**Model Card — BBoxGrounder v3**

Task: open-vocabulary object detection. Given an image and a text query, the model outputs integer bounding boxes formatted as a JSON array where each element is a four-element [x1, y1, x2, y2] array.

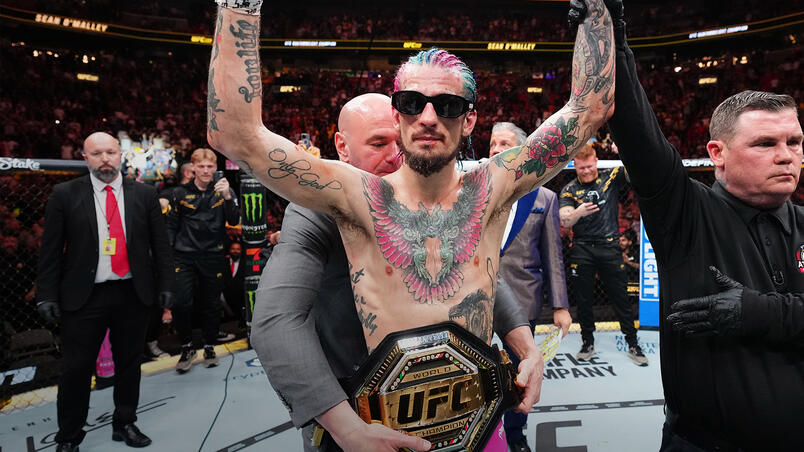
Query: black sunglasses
[[391, 90, 475, 118]]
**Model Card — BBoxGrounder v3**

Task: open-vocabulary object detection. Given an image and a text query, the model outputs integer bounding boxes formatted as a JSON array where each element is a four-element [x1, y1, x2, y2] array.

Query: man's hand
[[320, 401, 431, 452], [336, 423, 432, 452], [159, 291, 175, 309], [297, 141, 321, 159], [576, 202, 600, 218], [214, 178, 232, 200], [268, 230, 281, 245], [37, 300, 61, 324], [602, 0, 626, 47], [553, 308, 572, 337], [567, 0, 588, 33], [513, 350, 544, 414], [667, 266, 744, 336]]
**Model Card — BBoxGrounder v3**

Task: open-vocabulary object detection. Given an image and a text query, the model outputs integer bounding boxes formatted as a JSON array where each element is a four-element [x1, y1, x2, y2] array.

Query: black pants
[[661, 408, 744, 452], [569, 241, 637, 346], [56, 279, 149, 444], [172, 252, 224, 346]]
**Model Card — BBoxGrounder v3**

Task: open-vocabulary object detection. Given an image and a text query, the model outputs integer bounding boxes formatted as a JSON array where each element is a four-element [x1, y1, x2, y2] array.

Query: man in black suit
[[36, 132, 174, 451], [222, 241, 245, 322]]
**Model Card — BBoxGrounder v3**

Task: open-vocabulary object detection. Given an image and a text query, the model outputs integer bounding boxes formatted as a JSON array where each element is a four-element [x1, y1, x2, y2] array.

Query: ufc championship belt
[[343, 322, 521, 451]]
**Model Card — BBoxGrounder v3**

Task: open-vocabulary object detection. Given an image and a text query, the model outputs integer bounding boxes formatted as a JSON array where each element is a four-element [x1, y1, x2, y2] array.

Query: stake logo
[[242, 192, 263, 223]]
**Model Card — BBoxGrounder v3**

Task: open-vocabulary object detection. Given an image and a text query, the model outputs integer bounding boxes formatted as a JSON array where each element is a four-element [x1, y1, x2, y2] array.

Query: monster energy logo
[[242, 193, 263, 223], [246, 290, 256, 312]]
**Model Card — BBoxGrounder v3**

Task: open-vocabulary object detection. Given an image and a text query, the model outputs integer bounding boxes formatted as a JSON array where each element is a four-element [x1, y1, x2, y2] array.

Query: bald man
[[37, 132, 174, 451], [252, 94, 532, 451]]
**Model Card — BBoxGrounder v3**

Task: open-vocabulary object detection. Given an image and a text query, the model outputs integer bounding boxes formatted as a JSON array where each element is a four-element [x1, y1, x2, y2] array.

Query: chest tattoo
[[363, 167, 491, 304]]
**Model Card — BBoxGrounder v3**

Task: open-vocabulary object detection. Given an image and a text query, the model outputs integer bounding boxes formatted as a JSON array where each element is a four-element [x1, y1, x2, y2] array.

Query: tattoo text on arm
[[266, 149, 344, 191], [229, 19, 261, 103]]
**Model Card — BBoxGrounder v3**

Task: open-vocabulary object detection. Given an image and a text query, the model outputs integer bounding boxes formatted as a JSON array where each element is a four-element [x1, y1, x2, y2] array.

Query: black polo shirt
[[559, 167, 626, 241], [609, 44, 804, 450]]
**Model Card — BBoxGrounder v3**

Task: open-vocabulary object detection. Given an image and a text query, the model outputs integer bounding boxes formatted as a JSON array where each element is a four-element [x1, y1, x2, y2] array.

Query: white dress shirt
[[89, 173, 131, 282]]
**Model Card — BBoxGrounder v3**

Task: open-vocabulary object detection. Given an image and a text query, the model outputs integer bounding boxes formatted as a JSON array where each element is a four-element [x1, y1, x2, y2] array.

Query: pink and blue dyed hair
[[393, 48, 477, 103]]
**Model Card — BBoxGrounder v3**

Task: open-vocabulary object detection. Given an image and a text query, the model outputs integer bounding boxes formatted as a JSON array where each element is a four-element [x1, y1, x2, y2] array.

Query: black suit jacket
[[223, 256, 245, 306], [37, 175, 173, 311]]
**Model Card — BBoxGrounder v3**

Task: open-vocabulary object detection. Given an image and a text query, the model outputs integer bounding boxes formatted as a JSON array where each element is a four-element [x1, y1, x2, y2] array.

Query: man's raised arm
[[492, 0, 615, 201], [206, 3, 356, 215]]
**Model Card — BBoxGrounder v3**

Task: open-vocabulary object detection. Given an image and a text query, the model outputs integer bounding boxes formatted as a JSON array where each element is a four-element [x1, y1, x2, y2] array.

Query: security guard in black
[[560, 166, 625, 241], [167, 181, 239, 253], [560, 161, 640, 349], [167, 170, 239, 352]]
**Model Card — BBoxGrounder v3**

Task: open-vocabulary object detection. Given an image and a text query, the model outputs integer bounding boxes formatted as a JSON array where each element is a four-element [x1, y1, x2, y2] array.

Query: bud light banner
[[638, 218, 660, 328], [240, 175, 268, 245]]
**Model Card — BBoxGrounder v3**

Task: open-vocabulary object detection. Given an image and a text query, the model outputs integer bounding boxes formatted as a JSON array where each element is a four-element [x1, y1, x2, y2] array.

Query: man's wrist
[[215, 0, 262, 15], [315, 401, 365, 446]]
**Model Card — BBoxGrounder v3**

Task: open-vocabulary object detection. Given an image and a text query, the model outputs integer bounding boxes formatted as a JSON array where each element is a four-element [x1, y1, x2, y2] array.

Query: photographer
[[167, 148, 239, 373], [559, 145, 648, 366]]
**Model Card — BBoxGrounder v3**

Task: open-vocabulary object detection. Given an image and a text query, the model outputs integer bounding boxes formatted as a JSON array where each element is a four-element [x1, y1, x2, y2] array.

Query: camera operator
[[559, 144, 648, 366]]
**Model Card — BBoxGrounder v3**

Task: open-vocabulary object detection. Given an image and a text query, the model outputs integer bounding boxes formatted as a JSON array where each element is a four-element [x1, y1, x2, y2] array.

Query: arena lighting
[[76, 73, 99, 82], [527, 87, 543, 93], [699, 77, 718, 85], [674, 66, 682, 73], [82, 55, 88, 64], [34, 13, 109, 33], [283, 40, 337, 47], [32, 50, 39, 57], [191, 35, 213, 44], [54, 120, 60, 124], [487, 42, 538, 51], [688, 24, 749, 39]]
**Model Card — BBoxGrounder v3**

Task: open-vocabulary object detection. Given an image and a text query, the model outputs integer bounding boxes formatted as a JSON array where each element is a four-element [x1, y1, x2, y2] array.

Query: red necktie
[[105, 185, 129, 277]]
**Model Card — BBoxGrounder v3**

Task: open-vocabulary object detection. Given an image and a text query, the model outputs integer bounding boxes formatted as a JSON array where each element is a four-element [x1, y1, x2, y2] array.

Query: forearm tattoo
[[493, 0, 613, 183], [265, 149, 343, 191], [207, 69, 225, 132], [495, 116, 580, 181], [363, 167, 491, 304], [569, 0, 614, 109], [229, 20, 261, 103], [206, 13, 225, 133]]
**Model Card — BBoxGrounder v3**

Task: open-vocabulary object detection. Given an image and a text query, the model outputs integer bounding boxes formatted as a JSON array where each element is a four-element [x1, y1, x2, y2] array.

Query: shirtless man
[[207, 0, 613, 447]]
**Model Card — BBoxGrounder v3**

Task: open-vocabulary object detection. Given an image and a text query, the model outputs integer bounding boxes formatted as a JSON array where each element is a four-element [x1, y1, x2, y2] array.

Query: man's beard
[[91, 165, 121, 182], [401, 138, 463, 177]]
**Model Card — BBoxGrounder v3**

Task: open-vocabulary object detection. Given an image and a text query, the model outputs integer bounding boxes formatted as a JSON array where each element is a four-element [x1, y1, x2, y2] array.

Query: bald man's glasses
[[392, 91, 474, 118]]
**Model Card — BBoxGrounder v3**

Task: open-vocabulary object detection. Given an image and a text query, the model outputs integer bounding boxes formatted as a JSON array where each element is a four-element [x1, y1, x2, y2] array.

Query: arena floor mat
[[0, 329, 663, 452]]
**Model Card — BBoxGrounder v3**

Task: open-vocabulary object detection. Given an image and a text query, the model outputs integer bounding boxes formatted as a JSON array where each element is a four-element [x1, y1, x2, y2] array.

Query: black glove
[[602, 0, 627, 48], [37, 300, 61, 324], [567, 0, 588, 34], [159, 291, 175, 309], [667, 266, 744, 336]]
